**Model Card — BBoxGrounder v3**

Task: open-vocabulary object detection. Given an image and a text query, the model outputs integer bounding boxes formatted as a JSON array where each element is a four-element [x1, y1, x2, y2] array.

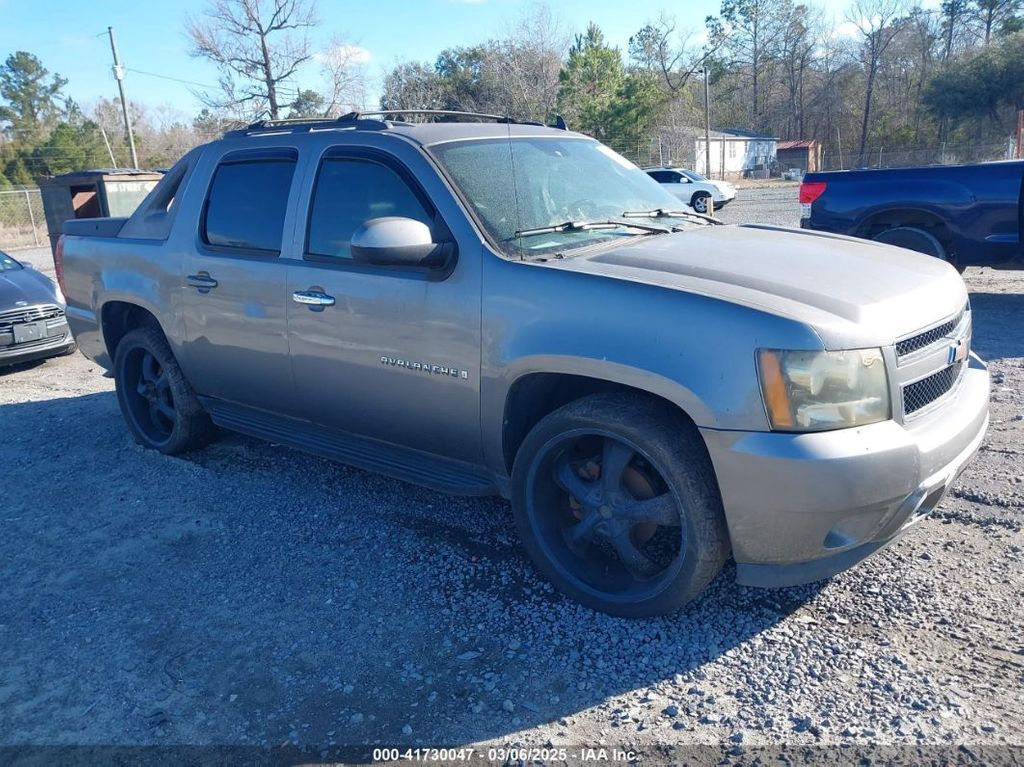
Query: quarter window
[[203, 155, 297, 253], [307, 158, 433, 261]]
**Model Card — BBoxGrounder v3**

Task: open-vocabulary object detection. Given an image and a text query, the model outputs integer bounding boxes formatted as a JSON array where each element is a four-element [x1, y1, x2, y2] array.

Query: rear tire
[[511, 393, 730, 617], [113, 325, 213, 454], [872, 226, 961, 271]]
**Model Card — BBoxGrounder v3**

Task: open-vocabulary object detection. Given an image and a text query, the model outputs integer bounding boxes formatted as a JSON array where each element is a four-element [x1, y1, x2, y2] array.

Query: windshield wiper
[[513, 219, 671, 238], [622, 208, 724, 226]]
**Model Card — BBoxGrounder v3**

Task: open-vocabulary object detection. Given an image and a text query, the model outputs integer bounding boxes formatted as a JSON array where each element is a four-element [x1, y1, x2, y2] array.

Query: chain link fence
[[0, 189, 46, 252], [602, 133, 1018, 175]]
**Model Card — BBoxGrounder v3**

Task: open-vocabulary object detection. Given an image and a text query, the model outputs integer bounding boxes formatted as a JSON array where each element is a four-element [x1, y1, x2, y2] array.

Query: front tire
[[113, 325, 213, 454], [511, 393, 730, 617], [690, 192, 712, 214]]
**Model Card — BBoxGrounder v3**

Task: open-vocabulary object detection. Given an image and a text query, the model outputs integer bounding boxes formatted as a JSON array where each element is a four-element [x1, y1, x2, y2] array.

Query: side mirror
[[351, 217, 447, 267]]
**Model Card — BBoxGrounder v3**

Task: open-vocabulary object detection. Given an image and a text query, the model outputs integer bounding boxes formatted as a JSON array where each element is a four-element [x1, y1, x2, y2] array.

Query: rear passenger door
[[179, 148, 299, 414], [284, 145, 482, 462]]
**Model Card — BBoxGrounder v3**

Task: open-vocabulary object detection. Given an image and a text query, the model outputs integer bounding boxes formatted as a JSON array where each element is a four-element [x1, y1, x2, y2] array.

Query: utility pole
[[107, 26, 139, 169], [703, 68, 712, 178]]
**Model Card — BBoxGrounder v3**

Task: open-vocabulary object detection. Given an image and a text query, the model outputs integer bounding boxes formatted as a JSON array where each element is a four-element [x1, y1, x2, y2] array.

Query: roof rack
[[225, 110, 568, 137]]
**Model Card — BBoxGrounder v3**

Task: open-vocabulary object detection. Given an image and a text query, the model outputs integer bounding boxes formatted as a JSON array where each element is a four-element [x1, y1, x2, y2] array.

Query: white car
[[644, 167, 737, 214]]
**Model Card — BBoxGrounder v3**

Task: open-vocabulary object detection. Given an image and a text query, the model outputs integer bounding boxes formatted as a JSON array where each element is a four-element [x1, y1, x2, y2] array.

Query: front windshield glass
[[683, 169, 707, 181], [430, 136, 694, 257], [0, 252, 23, 272]]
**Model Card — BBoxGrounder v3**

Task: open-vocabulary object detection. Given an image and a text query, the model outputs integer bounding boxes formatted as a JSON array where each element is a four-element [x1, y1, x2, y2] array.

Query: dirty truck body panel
[[60, 119, 989, 594]]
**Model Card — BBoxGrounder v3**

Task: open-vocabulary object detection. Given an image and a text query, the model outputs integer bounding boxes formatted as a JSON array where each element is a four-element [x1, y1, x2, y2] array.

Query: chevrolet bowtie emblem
[[948, 339, 968, 364]]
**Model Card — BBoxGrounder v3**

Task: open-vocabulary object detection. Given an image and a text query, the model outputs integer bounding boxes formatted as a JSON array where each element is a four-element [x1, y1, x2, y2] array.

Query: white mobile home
[[694, 129, 778, 179]]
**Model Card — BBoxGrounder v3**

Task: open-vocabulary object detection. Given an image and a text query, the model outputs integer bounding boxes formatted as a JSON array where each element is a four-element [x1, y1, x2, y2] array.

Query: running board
[[202, 399, 498, 496]]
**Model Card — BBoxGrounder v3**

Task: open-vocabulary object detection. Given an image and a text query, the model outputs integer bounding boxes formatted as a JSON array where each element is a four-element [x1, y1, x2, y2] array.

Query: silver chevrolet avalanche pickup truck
[[58, 111, 989, 617]]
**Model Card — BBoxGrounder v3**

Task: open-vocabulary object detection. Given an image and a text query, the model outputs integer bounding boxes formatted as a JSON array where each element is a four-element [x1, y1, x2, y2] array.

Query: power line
[[126, 68, 219, 90], [124, 67, 304, 103]]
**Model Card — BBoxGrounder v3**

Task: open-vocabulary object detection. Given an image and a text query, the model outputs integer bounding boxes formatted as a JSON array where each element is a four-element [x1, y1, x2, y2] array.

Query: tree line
[[382, 0, 1024, 168], [1, 0, 1022, 188]]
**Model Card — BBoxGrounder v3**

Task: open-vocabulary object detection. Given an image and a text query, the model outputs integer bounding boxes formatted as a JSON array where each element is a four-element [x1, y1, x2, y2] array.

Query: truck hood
[[551, 224, 968, 349]]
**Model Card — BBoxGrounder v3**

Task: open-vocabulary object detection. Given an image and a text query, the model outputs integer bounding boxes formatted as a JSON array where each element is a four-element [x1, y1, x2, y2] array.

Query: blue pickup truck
[[800, 160, 1023, 270]]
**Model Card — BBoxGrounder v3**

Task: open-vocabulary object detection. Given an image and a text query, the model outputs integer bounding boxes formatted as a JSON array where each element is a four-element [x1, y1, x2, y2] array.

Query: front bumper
[[0, 327, 75, 367], [700, 353, 989, 588]]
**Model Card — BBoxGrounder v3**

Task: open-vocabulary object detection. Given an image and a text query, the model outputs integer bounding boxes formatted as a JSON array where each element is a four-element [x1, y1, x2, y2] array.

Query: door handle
[[185, 273, 218, 290], [292, 290, 336, 307]]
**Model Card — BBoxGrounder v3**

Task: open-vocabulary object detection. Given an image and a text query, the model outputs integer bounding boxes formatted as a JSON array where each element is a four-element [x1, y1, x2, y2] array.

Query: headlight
[[757, 348, 890, 431]]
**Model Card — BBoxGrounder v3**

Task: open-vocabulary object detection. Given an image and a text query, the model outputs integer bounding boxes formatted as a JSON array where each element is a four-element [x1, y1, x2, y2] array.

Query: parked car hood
[[0, 266, 61, 311], [548, 224, 967, 350]]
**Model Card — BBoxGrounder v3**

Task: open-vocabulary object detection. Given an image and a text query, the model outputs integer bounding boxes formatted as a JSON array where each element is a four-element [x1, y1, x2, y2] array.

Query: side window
[[203, 155, 297, 253], [648, 171, 669, 184], [307, 158, 433, 261]]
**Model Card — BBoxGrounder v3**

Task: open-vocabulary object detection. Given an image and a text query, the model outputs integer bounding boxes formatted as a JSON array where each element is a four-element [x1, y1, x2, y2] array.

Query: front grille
[[896, 309, 964, 358], [0, 304, 64, 330], [903, 362, 963, 415]]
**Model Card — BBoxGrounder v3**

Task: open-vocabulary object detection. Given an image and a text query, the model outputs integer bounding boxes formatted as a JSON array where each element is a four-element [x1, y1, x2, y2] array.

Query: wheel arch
[[499, 366, 713, 477], [855, 207, 957, 257], [690, 189, 712, 206], [100, 300, 167, 362]]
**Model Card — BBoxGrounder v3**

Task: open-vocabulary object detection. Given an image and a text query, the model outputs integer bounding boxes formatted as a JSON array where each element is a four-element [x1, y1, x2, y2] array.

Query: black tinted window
[[204, 157, 296, 252], [648, 170, 676, 184], [307, 159, 432, 260]]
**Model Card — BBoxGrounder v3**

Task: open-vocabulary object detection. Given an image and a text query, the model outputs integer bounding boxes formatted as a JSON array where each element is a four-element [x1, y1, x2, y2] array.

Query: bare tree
[[779, 4, 824, 137], [380, 3, 567, 122], [493, 2, 568, 121], [806, 23, 858, 165], [381, 61, 447, 112], [185, 0, 318, 120], [717, 0, 794, 132], [318, 36, 367, 115], [629, 13, 730, 102], [848, 0, 908, 163]]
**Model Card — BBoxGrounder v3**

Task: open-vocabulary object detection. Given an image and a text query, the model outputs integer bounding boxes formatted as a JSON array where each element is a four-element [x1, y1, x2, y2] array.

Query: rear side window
[[307, 158, 433, 261], [203, 155, 297, 253]]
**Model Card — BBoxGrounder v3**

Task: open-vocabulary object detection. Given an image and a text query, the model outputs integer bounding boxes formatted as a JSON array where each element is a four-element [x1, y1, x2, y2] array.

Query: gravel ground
[[2, 192, 1022, 761]]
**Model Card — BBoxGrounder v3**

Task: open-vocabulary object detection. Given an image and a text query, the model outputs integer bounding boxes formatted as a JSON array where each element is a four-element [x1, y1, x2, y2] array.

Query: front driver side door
[[284, 145, 482, 463], [650, 170, 689, 202]]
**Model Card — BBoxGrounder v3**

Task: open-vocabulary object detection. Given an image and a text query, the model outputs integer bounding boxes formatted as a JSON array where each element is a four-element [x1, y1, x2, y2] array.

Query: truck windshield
[[429, 136, 697, 257]]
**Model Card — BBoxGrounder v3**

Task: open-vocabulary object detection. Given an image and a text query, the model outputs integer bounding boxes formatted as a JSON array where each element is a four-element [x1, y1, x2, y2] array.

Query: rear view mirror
[[351, 217, 448, 267]]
